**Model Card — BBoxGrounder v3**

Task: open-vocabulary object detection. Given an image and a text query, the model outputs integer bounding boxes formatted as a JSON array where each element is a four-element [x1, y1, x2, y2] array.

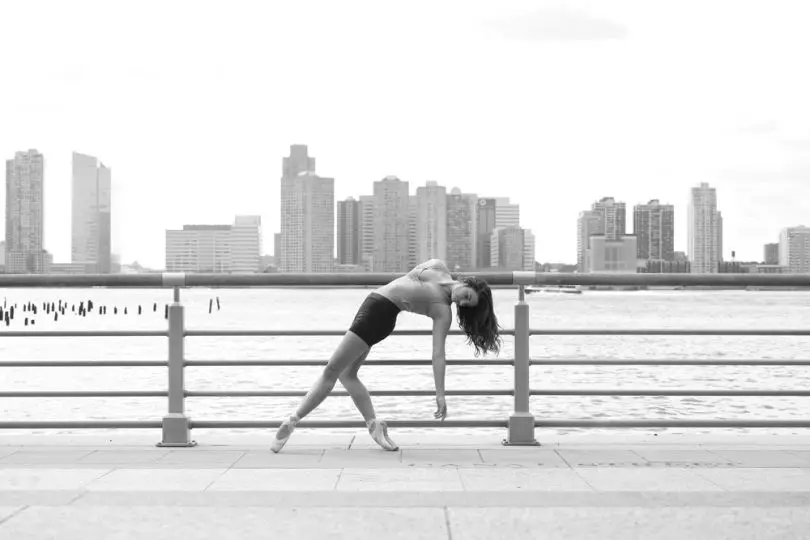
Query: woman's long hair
[[455, 276, 502, 357]]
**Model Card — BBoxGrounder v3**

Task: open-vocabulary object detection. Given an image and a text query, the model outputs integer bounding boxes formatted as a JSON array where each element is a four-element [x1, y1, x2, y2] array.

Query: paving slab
[[157, 449, 245, 466], [459, 468, 593, 491], [0, 450, 96, 465], [0, 469, 109, 491], [629, 448, 734, 467], [337, 468, 464, 491], [320, 449, 404, 468], [706, 450, 810, 468], [84, 469, 226, 491], [556, 449, 648, 467], [479, 448, 569, 467], [573, 468, 724, 492], [0, 506, 22, 522], [400, 449, 482, 467], [232, 449, 324, 468], [447, 507, 810, 540], [0, 506, 449, 540], [208, 468, 341, 491], [76, 449, 171, 464], [693, 468, 810, 492]]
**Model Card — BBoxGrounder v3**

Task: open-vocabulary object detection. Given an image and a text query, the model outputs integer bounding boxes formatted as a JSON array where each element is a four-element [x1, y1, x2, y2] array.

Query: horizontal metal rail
[[1, 271, 810, 288], [4, 389, 809, 398], [1, 419, 808, 430], [0, 331, 167, 338], [2, 359, 809, 367], [0, 361, 169, 367], [0, 421, 163, 429], [529, 329, 810, 336]]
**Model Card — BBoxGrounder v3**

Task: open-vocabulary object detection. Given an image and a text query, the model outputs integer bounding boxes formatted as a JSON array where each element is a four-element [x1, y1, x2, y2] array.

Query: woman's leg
[[339, 352, 399, 451], [271, 331, 369, 452]]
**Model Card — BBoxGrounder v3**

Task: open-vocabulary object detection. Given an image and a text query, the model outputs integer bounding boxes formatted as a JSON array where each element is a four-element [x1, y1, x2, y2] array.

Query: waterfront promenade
[[0, 431, 808, 539]]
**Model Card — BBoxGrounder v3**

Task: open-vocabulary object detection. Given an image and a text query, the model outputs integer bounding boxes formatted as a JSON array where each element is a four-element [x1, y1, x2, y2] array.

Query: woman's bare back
[[376, 260, 455, 317]]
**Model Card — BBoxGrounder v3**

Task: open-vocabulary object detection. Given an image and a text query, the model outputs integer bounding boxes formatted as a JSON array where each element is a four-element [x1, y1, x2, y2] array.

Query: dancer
[[271, 259, 502, 453]]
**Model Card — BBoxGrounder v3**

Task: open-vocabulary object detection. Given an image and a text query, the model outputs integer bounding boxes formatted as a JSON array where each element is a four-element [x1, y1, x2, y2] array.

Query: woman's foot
[[367, 419, 398, 451], [271, 415, 300, 453]]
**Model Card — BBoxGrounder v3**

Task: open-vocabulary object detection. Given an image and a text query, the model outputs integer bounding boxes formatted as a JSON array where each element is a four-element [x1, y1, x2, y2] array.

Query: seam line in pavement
[[443, 506, 453, 540], [0, 505, 29, 527]]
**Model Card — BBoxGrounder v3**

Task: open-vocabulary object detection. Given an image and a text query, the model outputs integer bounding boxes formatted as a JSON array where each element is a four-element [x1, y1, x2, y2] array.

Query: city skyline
[[1, 2, 808, 268]]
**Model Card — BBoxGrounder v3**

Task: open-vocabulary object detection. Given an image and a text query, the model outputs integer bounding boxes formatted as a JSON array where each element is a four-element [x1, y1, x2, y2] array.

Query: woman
[[271, 259, 502, 453]]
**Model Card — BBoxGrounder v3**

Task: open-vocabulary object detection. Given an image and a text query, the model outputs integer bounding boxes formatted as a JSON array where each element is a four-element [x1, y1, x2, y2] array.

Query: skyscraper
[[688, 182, 723, 274], [764, 243, 779, 265], [577, 210, 602, 273], [476, 198, 497, 268], [633, 199, 674, 261], [446, 188, 477, 271], [591, 197, 626, 240], [372, 176, 409, 272], [5, 149, 47, 273], [415, 181, 447, 262], [72, 152, 112, 273], [337, 197, 361, 265], [359, 195, 375, 270], [279, 145, 334, 272], [779, 226, 810, 273]]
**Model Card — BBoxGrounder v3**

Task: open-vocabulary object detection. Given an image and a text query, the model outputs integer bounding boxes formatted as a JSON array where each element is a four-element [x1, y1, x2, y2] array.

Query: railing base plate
[[156, 440, 198, 448], [501, 438, 540, 447], [504, 413, 539, 446]]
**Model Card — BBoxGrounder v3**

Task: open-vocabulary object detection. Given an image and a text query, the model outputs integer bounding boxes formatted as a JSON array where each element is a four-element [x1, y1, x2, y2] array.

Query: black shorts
[[348, 292, 402, 347]]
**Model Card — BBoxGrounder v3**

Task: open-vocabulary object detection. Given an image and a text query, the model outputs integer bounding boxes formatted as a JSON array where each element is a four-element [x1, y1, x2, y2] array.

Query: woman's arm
[[431, 305, 452, 420]]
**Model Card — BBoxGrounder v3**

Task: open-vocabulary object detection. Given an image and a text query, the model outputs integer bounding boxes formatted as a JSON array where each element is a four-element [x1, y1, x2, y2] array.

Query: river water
[[1, 287, 808, 438]]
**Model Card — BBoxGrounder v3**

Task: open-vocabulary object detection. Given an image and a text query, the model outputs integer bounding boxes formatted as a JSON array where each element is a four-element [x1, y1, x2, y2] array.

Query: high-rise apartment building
[[71, 152, 112, 273], [446, 188, 477, 271], [372, 176, 409, 272], [633, 199, 674, 262], [415, 181, 447, 262], [279, 145, 334, 273], [688, 182, 723, 274], [407, 195, 418, 269], [764, 243, 779, 265], [337, 197, 361, 266], [359, 195, 375, 270], [779, 226, 810, 273], [494, 197, 520, 228], [592, 197, 626, 240], [577, 210, 602, 273], [5, 149, 47, 273], [476, 198, 497, 268]]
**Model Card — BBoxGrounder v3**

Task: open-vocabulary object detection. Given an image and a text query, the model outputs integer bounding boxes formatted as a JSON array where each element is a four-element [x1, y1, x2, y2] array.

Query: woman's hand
[[434, 394, 447, 421]]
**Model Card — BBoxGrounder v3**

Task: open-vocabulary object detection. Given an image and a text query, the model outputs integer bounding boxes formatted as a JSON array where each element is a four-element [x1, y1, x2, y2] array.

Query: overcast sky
[[1, 0, 808, 268]]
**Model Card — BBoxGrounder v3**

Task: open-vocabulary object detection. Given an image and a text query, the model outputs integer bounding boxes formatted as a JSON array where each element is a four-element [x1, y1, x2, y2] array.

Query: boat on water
[[525, 285, 583, 295]]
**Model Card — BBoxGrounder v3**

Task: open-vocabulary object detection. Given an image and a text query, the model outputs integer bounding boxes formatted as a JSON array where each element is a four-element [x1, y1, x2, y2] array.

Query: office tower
[[446, 188, 477, 271], [415, 181, 447, 261], [688, 182, 723, 274], [274, 233, 281, 259], [764, 243, 779, 265], [359, 195, 375, 270], [407, 195, 418, 269], [577, 210, 603, 273], [476, 198, 497, 268], [633, 199, 675, 261], [779, 226, 810, 273], [165, 216, 262, 272], [494, 197, 520, 228], [490, 226, 533, 271], [337, 197, 361, 265], [71, 152, 112, 273], [279, 145, 335, 272], [231, 215, 262, 272], [165, 225, 232, 272], [372, 176, 409, 272], [5, 149, 47, 273]]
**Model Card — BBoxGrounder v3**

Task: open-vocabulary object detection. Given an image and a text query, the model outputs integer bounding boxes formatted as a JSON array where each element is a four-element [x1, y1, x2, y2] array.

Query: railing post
[[158, 279, 196, 447], [504, 273, 538, 445]]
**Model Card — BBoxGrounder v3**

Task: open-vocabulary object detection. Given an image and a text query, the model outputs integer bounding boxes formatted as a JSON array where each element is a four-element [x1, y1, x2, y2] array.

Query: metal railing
[[1, 271, 809, 447]]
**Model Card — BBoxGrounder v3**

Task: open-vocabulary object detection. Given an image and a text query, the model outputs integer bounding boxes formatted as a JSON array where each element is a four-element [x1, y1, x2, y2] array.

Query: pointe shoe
[[271, 415, 299, 453], [367, 419, 398, 451]]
